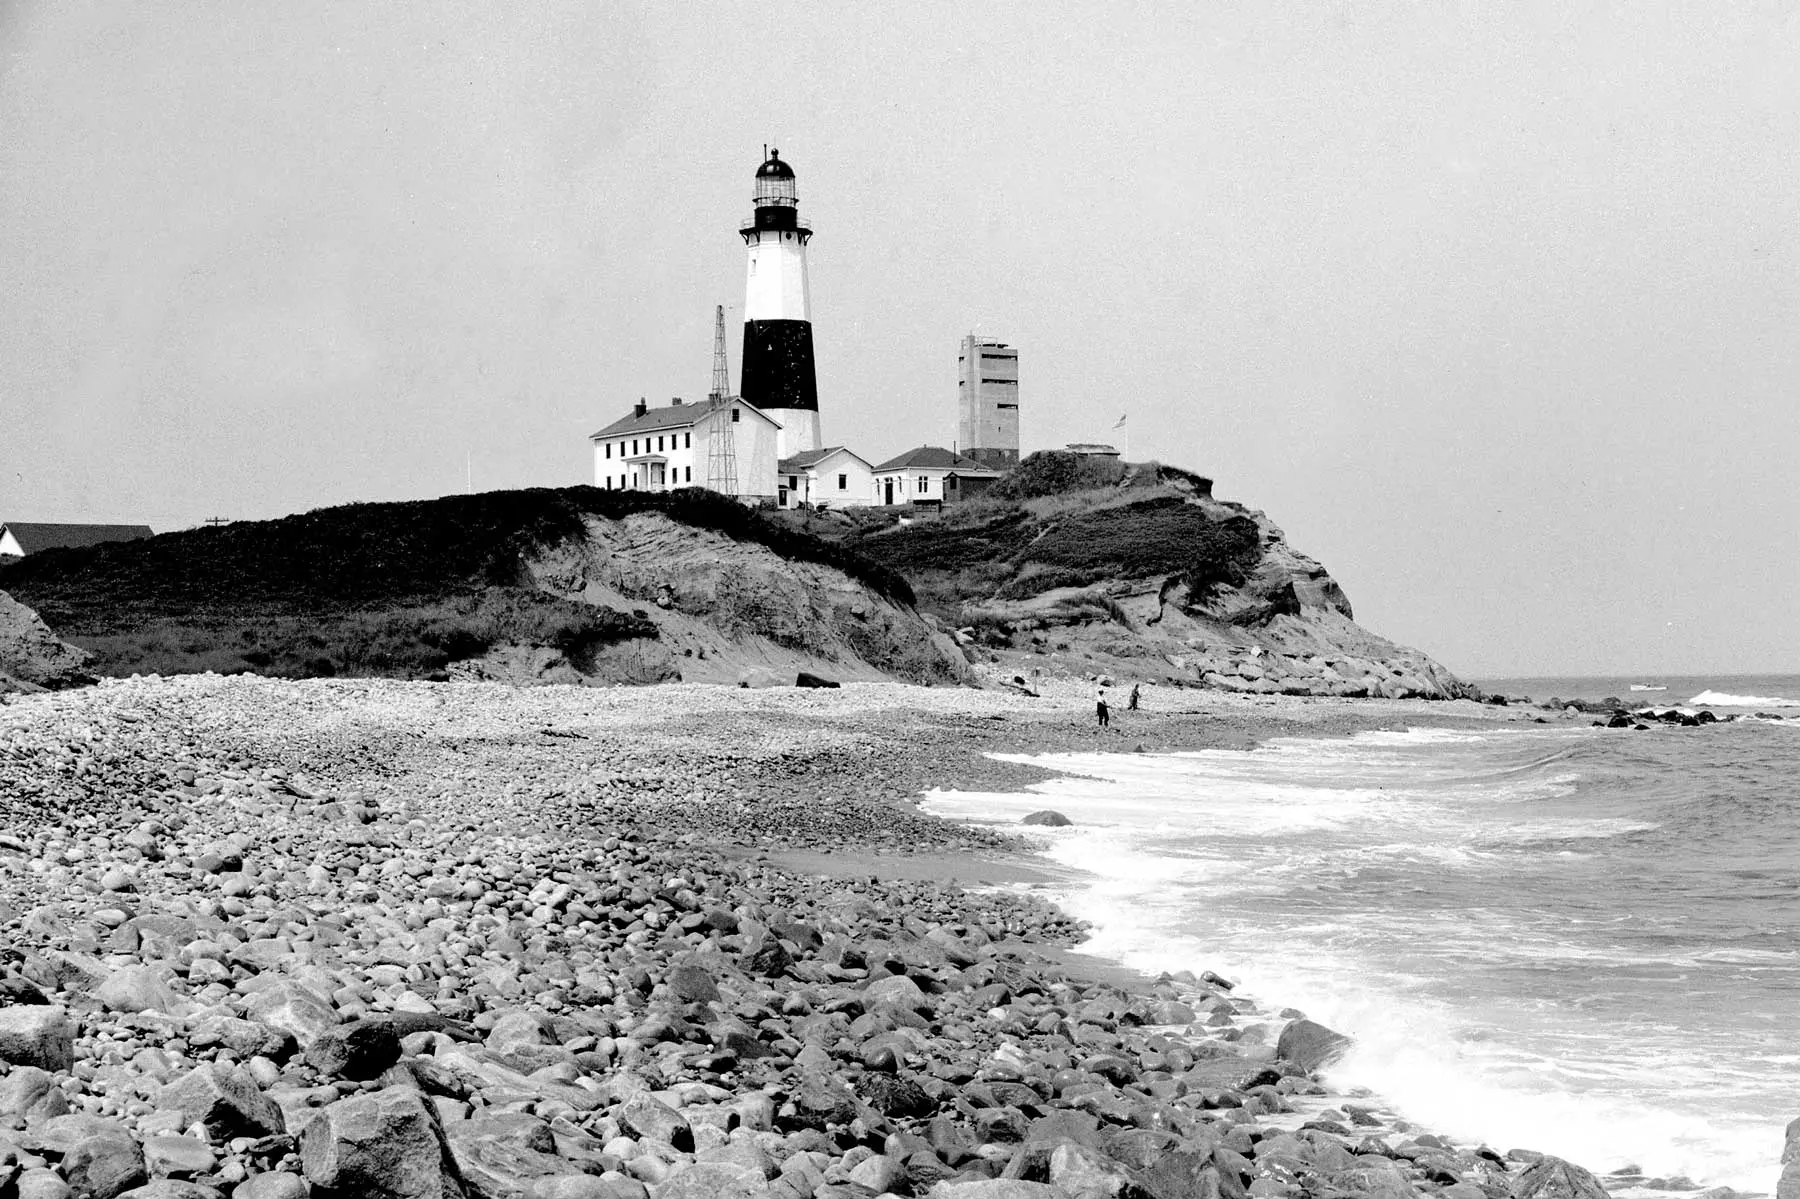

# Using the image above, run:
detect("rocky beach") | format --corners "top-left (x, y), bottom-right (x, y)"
top-left (0, 672), bottom-right (1677, 1199)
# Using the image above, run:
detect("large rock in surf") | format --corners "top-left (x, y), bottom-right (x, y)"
top-left (1509, 1155), bottom-right (1610, 1199)
top-left (1275, 1017), bottom-right (1352, 1073)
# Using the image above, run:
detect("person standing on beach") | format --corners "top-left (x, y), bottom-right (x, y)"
top-left (1096, 689), bottom-right (1110, 729)
top-left (1128, 683), bottom-right (1140, 711)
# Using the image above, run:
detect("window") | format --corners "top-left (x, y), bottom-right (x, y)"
top-left (837, 473), bottom-right (847, 489)
top-left (604, 443), bottom-right (611, 459)
top-left (996, 403), bottom-right (1018, 410)
top-left (631, 439), bottom-right (638, 455)
top-left (684, 466), bottom-right (690, 482)
top-left (731, 408), bottom-right (740, 423)
top-left (657, 435), bottom-right (664, 451)
top-left (917, 476), bottom-right (928, 493)
top-left (684, 432), bottom-right (691, 448)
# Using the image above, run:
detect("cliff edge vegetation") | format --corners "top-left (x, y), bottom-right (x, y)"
top-left (0, 487), bottom-right (965, 687)
top-left (776, 451), bottom-right (1470, 699)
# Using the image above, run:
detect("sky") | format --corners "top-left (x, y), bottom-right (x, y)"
top-left (3, 2), bottom-right (1798, 678)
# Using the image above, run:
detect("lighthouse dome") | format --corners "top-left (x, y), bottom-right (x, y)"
top-left (755, 149), bottom-right (795, 180)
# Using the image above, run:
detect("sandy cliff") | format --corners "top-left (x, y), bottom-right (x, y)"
top-left (0, 589), bottom-right (94, 693)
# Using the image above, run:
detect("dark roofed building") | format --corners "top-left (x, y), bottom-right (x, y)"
top-left (1, 522), bottom-right (154, 559)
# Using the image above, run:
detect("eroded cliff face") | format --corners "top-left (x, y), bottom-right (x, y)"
top-left (0, 589), bottom-right (95, 693)
top-left (945, 496), bottom-right (1470, 700)
top-left (517, 513), bottom-right (967, 687)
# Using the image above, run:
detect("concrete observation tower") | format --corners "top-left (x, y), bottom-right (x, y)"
top-left (739, 148), bottom-right (821, 459)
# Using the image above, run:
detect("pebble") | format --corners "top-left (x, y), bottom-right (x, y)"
top-left (0, 674), bottom-right (1608, 1198)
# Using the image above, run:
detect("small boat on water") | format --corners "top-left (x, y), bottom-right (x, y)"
top-left (1629, 683), bottom-right (1668, 692)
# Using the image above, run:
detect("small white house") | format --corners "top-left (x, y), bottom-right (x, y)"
top-left (870, 446), bottom-right (1004, 507)
top-left (590, 397), bottom-right (780, 504)
top-left (777, 446), bottom-right (877, 509)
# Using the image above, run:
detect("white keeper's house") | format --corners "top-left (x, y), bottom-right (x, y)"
top-left (777, 446), bottom-right (877, 509)
top-left (589, 397), bottom-right (780, 504)
top-left (870, 446), bottom-right (1004, 508)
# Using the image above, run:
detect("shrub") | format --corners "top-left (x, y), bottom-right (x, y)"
top-left (988, 451), bottom-right (1127, 500)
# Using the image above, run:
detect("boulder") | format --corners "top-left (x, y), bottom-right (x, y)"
top-left (15, 1169), bottom-right (76, 1199)
top-left (927, 1182), bottom-right (1067, 1198)
top-left (1509, 1156), bottom-right (1610, 1199)
top-left (615, 1092), bottom-right (693, 1152)
top-left (231, 1175), bottom-right (311, 1199)
top-left (304, 1016), bottom-right (402, 1080)
top-left (300, 1087), bottom-right (467, 1199)
top-left (1274, 1018), bottom-right (1351, 1073)
top-left (114, 1184), bottom-right (226, 1199)
top-left (157, 1063), bottom-right (286, 1138)
top-left (0, 1005), bottom-right (74, 1071)
top-left (1020, 811), bottom-right (1071, 827)
top-left (245, 981), bottom-right (338, 1047)
top-left (62, 1127), bottom-right (148, 1199)
top-left (1778, 1116), bottom-right (1800, 1199)
top-left (654, 1161), bottom-right (769, 1199)
top-left (443, 1113), bottom-right (579, 1199)
top-left (96, 966), bottom-right (185, 1016)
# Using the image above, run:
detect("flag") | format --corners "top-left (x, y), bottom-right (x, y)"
top-left (1112, 413), bottom-right (1127, 430)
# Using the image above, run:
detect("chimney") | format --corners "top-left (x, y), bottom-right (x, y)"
top-left (633, 397), bottom-right (647, 417)
top-left (671, 396), bottom-right (683, 406)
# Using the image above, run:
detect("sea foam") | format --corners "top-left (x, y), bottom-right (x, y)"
top-left (1687, 689), bottom-right (1800, 707)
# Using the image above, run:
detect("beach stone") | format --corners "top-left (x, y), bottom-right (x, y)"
top-left (246, 981), bottom-right (338, 1046)
top-left (927, 1182), bottom-right (1066, 1198)
top-left (0, 977), bottom-right (50, 1006)
top-left (300, 1087), bottom-right (465, 1199)
top-left (1510, 1156), bottom-right (1609, 1199)
top-left (0, 1064), bottom-right (58, 1116)
top-left (865, 973), bottom-right (930, 1012)
top-left (63, 1128), bottom-right (148, 1199)
top-left (0, 1005), bottom-right (74, 1071)
top-left (443, 1112), bottom-right (575, 1197)
top-left (15, 1170), bottom-right (76, 1199)
top-left (615, 1093), bottom-right (693, 1152)
top-left (1274, 1018), bottom-right (1351, 1073)
top-left (304, 1016), bottom-right (402, 1080)
top-left (654, 1161), bottom-right (768, 1199)
top-left (96, 966), bottom-right (183, 1015)
top-left (1020, 811), bottom-right (1071, 827)
top-left (115, 1182), bottom-right (226, 1199)
top-left (856, 1072), bottom-right (934, 1118)
top-left (142, 1134), bottom-right (217, 1178)
top-left (231, 1175), bottom-right (310, 1199)
top-left (157, 1063), bottom-right (286, 1138)
top-left (1780, 1117), bottom-right (1800, 1199)
top-left (530, 1179), bottom-right (622, 1199)
top-left (665, 963), bottom-right (719, 1004)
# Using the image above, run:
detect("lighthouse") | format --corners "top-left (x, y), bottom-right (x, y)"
top-left (739, 148), bottom-right (820, 458)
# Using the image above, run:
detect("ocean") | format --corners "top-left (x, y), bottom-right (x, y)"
top-left (922, 674), bottom-right (1800, 1194)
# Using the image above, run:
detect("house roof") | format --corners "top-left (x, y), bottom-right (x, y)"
top-left (0, 522), bottom-right (154, 555)
top-left (778, 446), bottom-right (872, 474)
top-left (870, 446), bottom-right (1002, 475)
top-left (589, 397), bottom-right (779, 440)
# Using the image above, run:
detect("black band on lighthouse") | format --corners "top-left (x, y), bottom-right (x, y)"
top-left (740, 320), bottom-right (819, 413)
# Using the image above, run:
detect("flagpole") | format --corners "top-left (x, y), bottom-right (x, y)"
top-left (1113, 412), bottom-right (1130, 461)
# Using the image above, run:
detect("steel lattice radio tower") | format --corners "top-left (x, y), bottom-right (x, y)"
top-left (706, 305), bottom-right (739, 497)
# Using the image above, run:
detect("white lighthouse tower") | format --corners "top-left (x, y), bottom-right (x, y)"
top-left (739, 148), bottom-right (821, 458)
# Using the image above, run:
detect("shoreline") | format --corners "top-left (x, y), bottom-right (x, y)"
top-left (0, 673), bottom-right (1626, 1199)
